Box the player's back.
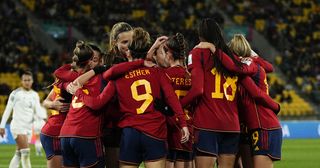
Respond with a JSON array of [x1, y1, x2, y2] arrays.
[[165, 66, 193, 151], [190, 48, 240, 132], [115, 66, 167, 139], [239, 65, 280, 130], [60, 75, 104, 138]]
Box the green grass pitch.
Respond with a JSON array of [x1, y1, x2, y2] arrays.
[[0, 139, 319, 168]]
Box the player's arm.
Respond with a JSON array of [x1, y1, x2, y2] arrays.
[[74, 81, 116, 110], [0, 91, 15, 137], [216, 49, 258, 75], [195, 42, 258, 75], [253, 56, 274, 73], [34, 93, 47, 120], [180, 49, 204, 107], [240, 76, 280, 113], [42, 89, 70, 113], [102, 59, 146, 80], [159, 70, 190, 143], [54, 64, 79, 81]]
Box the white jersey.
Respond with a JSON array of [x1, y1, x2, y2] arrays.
[[0, 88, 46, 131]]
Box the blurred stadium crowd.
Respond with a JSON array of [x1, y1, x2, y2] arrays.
[[0, 0, 319, 118]]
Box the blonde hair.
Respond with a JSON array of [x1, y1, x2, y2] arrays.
[[228, 34, 252, 57], [108, 22, 133, 51]]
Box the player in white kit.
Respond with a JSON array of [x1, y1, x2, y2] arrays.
[[0, 70, 47, 168]]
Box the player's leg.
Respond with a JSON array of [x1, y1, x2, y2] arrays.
[[253, 155, 273, 168], [119, 128, 143, 168], [60, 137, 80, 167], [174, 150, 193, 168], [47, 156, 63, 168], [141, 129, 167, 168], [195, 155, 216, 168], [217, 133, 239, 168], [73, 138, 105, 168], [239, 144, 253, 168], [144, 159, 166, 168], [250, 129, 282, 168], [34, 119, 45, 156], [194, 130, 218, 168], [40, 133, 62, 168], [119, 163, 139, 168], [233, 154, 243, 168], [218, 154, 236, 168], [165, 149, 175, 168], [9, 149, 21, 168], [235, 124, 252, 168], [104, 127, 122, 168], [15, 134, 31, 168]]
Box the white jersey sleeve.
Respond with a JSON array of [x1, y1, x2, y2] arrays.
[[34, 93, 47, 120], [0, 91, 16, 128]]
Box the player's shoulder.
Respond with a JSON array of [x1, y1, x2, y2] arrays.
[[11, 87, 23, 96], [28, 89, 40, 97]]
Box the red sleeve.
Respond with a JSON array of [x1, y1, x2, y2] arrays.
[[75, 81, 116, 110], [180, 49, 204, 107], [216, 49, 258, 75], [253, 57, 274, 73], [54, 64, 79, 81], [159, 69, 187, 128], [55, 81, 70, 91], [102, 59, 144, 80], [240, 76, 279, 111]]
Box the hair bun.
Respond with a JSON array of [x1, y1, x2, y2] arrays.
[[76, 40, 85, 48], [175, 33, 186, 58]]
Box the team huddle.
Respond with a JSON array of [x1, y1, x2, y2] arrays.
[[0, 18, 282, 168]]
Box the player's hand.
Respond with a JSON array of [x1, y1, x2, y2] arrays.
[[67, 81, 82, 95], [0, 128, 5, 137], [146, 36, 168, 61], [144, 60, 156, 67], [240, 57, 253, 65], [195, 42, 216, 53], [180, 126, 190, 143], [52, 97, 70, 113]]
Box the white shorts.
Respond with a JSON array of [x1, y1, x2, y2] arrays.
[[10, 127, 32, 143]]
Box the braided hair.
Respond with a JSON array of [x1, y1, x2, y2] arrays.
[[165, 33, 186, 61]]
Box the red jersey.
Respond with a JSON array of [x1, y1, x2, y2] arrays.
[[165, 66, 193, 151], [41, 66, 78, 137], [41, 85, 68, 136], [252, 56, 273, 73], [75, 66, 187, 140], [181, 48, 279, 132], [59, 75, 104, 138], [181, 48, 240, 132], [239, 65, 281, 130]]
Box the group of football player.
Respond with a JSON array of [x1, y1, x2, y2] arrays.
[[36, 18, 281, 168]]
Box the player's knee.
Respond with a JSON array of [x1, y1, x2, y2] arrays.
[[15, 150, 21, 157], [20, 148, 30, 157]]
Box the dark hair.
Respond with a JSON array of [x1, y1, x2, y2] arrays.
[[165, 33, 186, 60], [88, 43, 105, 61], [20, 70, 33, 78], [128, 27, 151, 59], [88, 43, 102, 54], [72, 40, 93, 68], [198, 18, 242, 77]]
